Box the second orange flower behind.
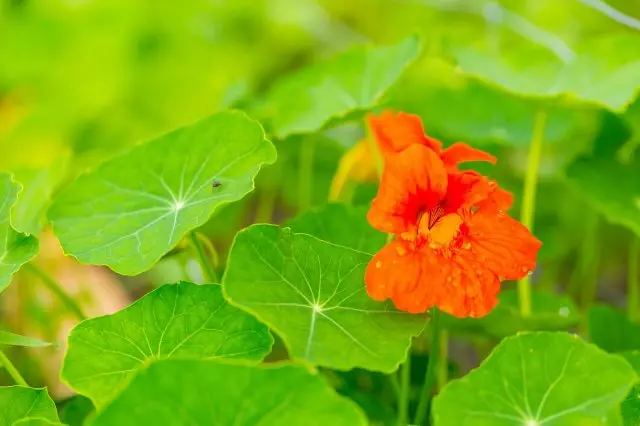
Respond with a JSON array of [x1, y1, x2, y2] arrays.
[[365, 112, 541, 318]]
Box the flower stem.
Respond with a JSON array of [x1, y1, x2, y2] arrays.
[[628, 237, 640, 322], [414, 308, 441, 425], [397, 353, 411, 426], [24, 263, 87, 321], [190, 232, 218, 283], [298, 137, 316, 212], [0, 350, 27, 386], [518, 111, 547, 317], [436, 329, 448, 390]]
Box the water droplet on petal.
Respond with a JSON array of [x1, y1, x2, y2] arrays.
[[375, 261, 382, 269], [396, 246, 407, 256]]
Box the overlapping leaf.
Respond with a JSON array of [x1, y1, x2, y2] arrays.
[[48, 111, 276, 275], [223, 224, 425, 372], [432, 331, 637, 425], [91, 360, 367, 426], [62, 282, 273, 407], [0, 173, 39, 292], [588, 305, 640, 353], [258, 35, 421, 138], [0, 387, 59, 426]]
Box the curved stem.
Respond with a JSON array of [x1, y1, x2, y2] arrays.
[[24, 263, 87, 321], [436, 329, 448, 390], [414, 308, 441, 425], [0, 350, 27, 386], [518, 111, 547, 317], [298, 137, 316, 212], [190, 232, 218, 283], [397, 354, 411, 426], [629, 237, 640, 322]]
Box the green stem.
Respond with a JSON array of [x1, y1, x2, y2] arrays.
[[24, 263, 87, 321], [436, 329, 448, 391], [190, 232, 218, 283], [397, 353, 411, 426], [299, 137, 316, 212], [0, 350, 27, 386], [256, 162, 281, 224], [414, 309, 441, 425], [388, 372, 401, 400], [518, 111, 547, 318], [628, 237, 640, 322]]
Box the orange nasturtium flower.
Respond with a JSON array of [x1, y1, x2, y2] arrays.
[[365, 114, 541, 318]]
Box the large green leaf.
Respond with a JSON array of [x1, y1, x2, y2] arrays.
[[0, 331, 51, 348], [91, 360, 367, 426], [12, 419, 66, 426], [0, 387, 59, 426], [223, 224, 425, 372], [443, 290, 580, 338], [287, 203, 385, 254], [566, 156, 640, 238], [0, 173, 39, 292], [620, 352, 640, 426], [48, 111, 276, 275], [432, 331, 637, 425], [258, 35, 421, 138], [62, 282, 272, 408], [588, 305, 640, 353]]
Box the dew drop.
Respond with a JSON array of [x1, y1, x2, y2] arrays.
[[462, 242, 472, 250], [558, 306, 570, 318], [375, 261, 382, 269], [396, 246, 407, 256]]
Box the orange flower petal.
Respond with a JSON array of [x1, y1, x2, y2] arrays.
[[464, 209, 542, 281], [440, 142, 497, 171], [368, 111, 442, 155], [367, 144, 447, 234]]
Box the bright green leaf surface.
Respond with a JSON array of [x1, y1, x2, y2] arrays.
[[12, 419, 66, 426], [259, 35, 421, 138], [0, 387, 59, 426], [223, 224, 425, 372], [287, 204, 385, 253], [620, 351, 640, 426], [432, 332, 637, 425], [0, 331, 51, 348], [48, 111, 276, 275], [11, 156, 69, 235], [91, 360, 368, 426], [566, 156, 640, 238], [443, 290, 580, 338], [62, 282, 273, 408], [0, 173, 39, 292], [588, 305, 640, 353]]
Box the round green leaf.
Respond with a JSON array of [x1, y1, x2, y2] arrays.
[[0, 387, 59, 426], [0, 331, 51, 348], [258, 35, 421, 138], [91, 360, 367, 426], [61, 282, 273, 408], [588, 305, 640, 353], [433, 331, 637, 425], [0, 173, 39, 292], [48, 111, 276, 275], [286, 203, 385, 254], [619, 352, 640, 426], [223, 224, 425, 373]]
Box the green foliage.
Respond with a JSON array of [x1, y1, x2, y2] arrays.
[[90, 360, 368, 426], [433, 332, 637, 425], [223, 224, 425, 372], [0, 173, 39, 292], [589, 305, 640, 353], [61, 282, 272, 407], [0, 331, 50, 348], [48, 111, 276, 275], [0, 387, 59, 426]]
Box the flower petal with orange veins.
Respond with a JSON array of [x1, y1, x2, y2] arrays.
[[464, 209, 542, 281], [368, 111, 442, 155], [368, 144, 447, 234], [440, 142, 496, 171]]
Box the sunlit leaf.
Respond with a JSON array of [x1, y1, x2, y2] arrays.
[[443, 290, 580, 338], [11, 156, 69, 235], [433, 331, 637, 425], [0, 387, 59, 426], [259, 35, 421, 138], [589, 305, 640, 353], [223, 224, 425, 372], [287, 204, 385, 254], [566, 156, 640, 238], [11, 419, 66, 426], [0, 331, 51, 348], [91, 360, 368, 426], [0, 173, 39, 292], [48, 111, 276, 275], [62, 281, 273, 408], [620, 351, 640, 426]]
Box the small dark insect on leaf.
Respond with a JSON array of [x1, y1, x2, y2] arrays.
[[212, 180, 222, 189]]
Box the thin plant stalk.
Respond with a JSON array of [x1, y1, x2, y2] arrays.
[[298, 137, 316, 212], [397, 354, 411, 426], [629, 237, 640, 322], [0, 350, 27, 386], [517, 111, 547, 317], [436, 329, 448, 390], [190, 232, 218, 283], [414, 308, 441, 425], [24, 263, 87, 321]]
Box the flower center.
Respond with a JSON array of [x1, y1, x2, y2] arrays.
[[417, 205, 463, 247]]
